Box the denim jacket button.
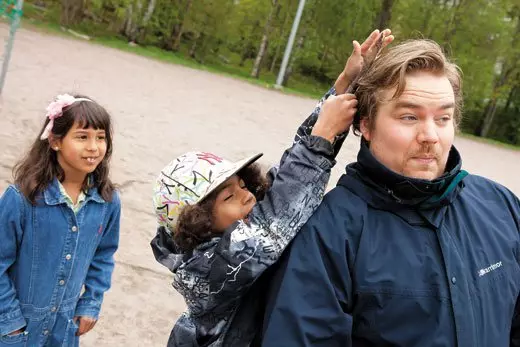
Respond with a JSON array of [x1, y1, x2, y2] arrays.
[[43, 330, 49, 336], [71, 226, 78, 232], [51, 306, 57, 312], [59, 280, 65, 286], [65, 254, 72, 260]]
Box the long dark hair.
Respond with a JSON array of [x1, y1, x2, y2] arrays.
[[174, 163, 269, 252], [13, 94, 116, 204]]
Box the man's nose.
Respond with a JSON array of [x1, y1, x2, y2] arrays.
[[417, 119, 440, 144]]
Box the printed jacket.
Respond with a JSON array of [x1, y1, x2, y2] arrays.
[[151, 87, 345, 346]]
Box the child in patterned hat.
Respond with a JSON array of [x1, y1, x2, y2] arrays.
[[151, 29, 394, 347]]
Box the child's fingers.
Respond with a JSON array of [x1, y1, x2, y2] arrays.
[[75, 316, 97, 336], [339, 95, 358, 110], [383, 35, 395, 48], [381, 28, 392, 37], [352, 40, 361, 57], [360, 29, 380, 54], [339, 93, 357, 101]]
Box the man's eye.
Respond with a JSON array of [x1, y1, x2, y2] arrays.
[[401, 115, 417, 121]]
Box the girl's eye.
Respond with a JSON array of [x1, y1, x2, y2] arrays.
[[224, 194, 233, 201], [77, 135, 87, 140], [97, 136, 106, 140]]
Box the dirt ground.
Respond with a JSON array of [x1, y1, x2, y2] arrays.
[[0, 26, 518, 346]]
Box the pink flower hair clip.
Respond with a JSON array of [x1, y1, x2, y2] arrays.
[[40, 94, 92, 140]]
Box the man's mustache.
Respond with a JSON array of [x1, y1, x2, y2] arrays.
[[410, 145, 440, 160]]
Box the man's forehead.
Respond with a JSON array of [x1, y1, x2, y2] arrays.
[[380, 72, 455, 105]]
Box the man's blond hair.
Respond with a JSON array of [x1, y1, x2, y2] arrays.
[[353, 39, 463, 134]]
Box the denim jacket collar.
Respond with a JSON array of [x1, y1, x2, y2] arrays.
[[43, 177, 105, 206]]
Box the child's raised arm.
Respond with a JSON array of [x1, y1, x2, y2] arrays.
[[172, 93, 356, 320]]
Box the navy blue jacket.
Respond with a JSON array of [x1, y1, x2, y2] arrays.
[[261, 140, 520, 347]]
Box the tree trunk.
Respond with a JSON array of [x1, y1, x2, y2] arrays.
[[251, 0, 279, 78], [479, 99, 499, 137], [503, 82, 518, 114], [172, 0, 193, 51], [141, 0, 156, 26], [60, 0, 85, 27], [479, 66, 511, 137], [124, 3, 133, 37], [374, 0, 394, 30], [479, 14, 519, 137], [189, 31, 201, 58], [270, 0, 293, 72], [442, 0, 465, 50], [125, 0, 143, 42], [132, 0, 157, 42]]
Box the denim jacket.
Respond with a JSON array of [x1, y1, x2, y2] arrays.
[[151, 87, 344, 346], [0, 178, 121, 347]]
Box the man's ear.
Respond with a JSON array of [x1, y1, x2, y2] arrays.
[[360, 117, 371, 142]]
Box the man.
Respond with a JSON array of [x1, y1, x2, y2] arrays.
[[260, 39, 520, 346]]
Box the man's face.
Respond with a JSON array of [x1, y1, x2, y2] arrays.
[[361, 71, 456, 181]]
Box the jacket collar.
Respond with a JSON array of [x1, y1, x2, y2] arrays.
[[339, 139, 467, 212], [43, 177, 105, 206]]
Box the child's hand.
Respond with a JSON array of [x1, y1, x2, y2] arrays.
[[74, 316, 97, 336], [6, 328, 25, 336], [334, 29, 394, 93], [311, 93, 357, 143]]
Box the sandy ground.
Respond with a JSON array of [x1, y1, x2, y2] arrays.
[[0, 26, 518, 346]]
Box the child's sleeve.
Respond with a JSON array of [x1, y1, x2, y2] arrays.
[[267, 86, 347, 183], [174, 130, 337, 319], [0, 186, 27, 335], [74, 193, 121, 320]]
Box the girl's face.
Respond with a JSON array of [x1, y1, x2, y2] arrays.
[[52, 121, 107, 182], [212, 174, 256, 232]]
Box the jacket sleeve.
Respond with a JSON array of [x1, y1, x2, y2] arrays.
[[261, 195, 355, 347], [75, 193, 121, 319], [267, 86, 346, 183], [0, 187, 27, 335], [174, 134, 337, 317]]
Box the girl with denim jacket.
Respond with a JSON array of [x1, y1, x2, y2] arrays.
[[0, 94, 121, 347], [151, 30, 394, 347]]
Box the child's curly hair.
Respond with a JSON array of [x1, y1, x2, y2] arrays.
[[174, 163, 269, 252]]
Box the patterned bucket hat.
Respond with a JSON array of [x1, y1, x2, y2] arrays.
[[153, 151, 263, 233]]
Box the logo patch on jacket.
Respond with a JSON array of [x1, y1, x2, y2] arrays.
[[478, 261, 502, 277]]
